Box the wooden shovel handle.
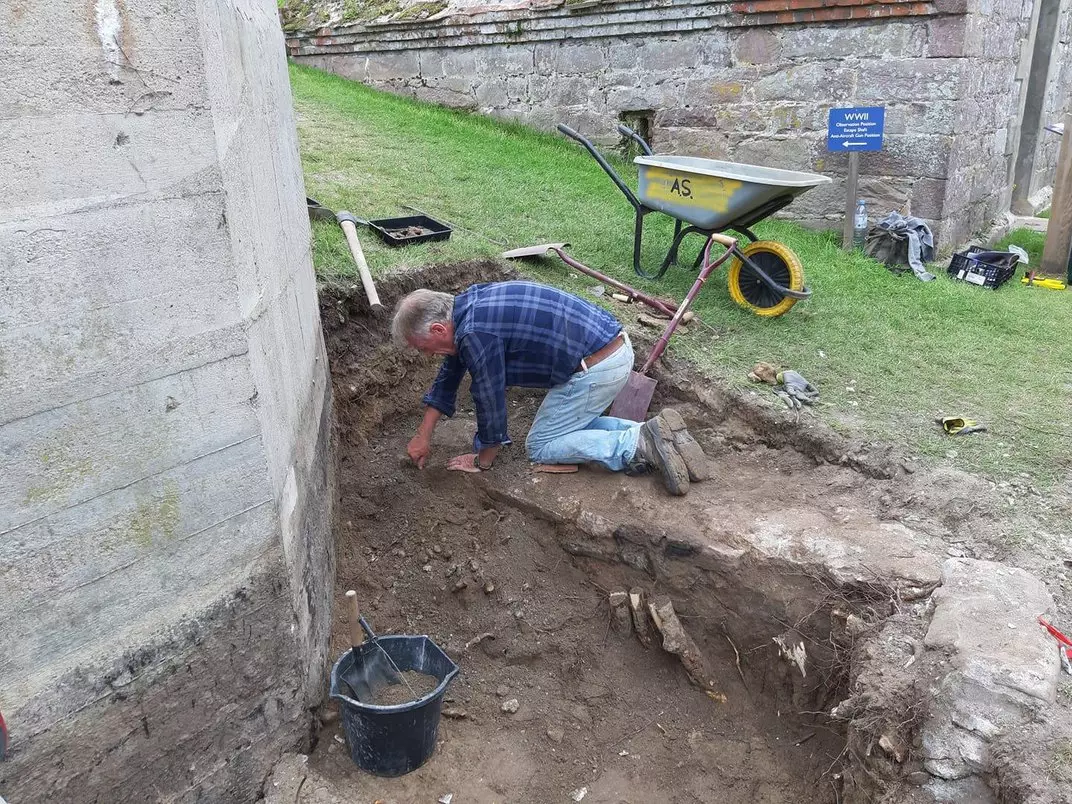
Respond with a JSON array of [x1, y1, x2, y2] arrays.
[[345, 590, 365, 649], [709, 232, 737, 248]]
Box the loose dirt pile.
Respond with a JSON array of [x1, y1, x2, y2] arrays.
[[365, 671, 441, 707]]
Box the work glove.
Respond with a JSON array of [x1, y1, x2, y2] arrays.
[[774, 370, 819, 410]]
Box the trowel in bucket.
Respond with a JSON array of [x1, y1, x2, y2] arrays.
[[343, 590, 416, 701], [504, 234, 738, 421]]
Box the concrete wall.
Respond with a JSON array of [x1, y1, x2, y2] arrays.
[[288, 0, 1071, 247], [0, 0, 335, 801]]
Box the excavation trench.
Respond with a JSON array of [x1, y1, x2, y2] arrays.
[[308, 261, 954, 803]]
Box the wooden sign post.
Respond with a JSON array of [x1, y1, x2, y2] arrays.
[[1040, 113, 1072, 283]]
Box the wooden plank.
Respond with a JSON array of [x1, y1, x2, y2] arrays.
[[843, 151, 860, 251], [1041, 112, 1072, 281]]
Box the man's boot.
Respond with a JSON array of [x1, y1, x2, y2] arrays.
[[660, 408, 710, 482], [630, 415, 690, 496]]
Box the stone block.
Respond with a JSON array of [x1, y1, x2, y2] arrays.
[[699, 31, 732, 68], [864, 134, 953, 179], [634, 38, 703, 73], [856, 58, 962, 103], [753, 63, 855, 104], [528, 75, 555, 104], [367, 51, 420, 82], [925, 16, 967, 58], [607, 41, 641, 70], [911, 177, 949, 218], [505, 76, 530, 103], [654, 107, 720, 128], [733, 28, 780, 65], [418, 48, 447, 78], [422, 85, 477, 110], [660, 126, 733, 159], [441, 47, 479, 77], [732, 134, 823, 172], [553, 43, 607, 75], [435, 73, 475, 95], [484, 44, 534, 76], [776, 22, 928, 60], [632, 76, 687, 109], [858, 175, 914, 213], [883, 101, 958, 136], [475, 78, 508, 108], [551, 75, 600, 108], [606, 86, 660, 113]]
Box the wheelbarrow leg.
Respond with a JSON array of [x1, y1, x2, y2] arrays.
[[632, 209, 645, 277]]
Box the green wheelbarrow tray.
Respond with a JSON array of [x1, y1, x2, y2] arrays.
[[557, 124, 830, 304]]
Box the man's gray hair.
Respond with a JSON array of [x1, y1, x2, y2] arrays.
[[391, 289, 455, 346]]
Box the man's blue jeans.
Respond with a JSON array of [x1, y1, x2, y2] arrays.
[[525, 335, 641, 471]]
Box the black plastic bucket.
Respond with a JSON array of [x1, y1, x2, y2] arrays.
[[330, 631, 459, 777]]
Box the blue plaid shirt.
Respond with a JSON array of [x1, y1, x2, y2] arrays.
[[422, 281, 622, 449]]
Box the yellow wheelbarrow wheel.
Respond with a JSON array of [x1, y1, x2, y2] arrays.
[[727, 241, 805, 318]]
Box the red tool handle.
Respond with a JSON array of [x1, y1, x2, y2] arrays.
[[552, 248, 679, 317], [1039, 616, 1072, 647], [640, 234, 738, 374]]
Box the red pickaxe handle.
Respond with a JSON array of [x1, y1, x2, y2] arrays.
[[1038, 617, 1072, 648]]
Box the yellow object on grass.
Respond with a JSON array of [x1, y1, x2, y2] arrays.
[[1021, 275, 1067, 290], [727, 241, 804, 318]]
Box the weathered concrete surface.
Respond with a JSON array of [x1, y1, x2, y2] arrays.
[[288, 0, 1072, 247], [0, 0, 334, 801]]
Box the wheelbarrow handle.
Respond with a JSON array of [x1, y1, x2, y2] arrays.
[[617, 124, 653, 156], [556, 123, 642, 211]]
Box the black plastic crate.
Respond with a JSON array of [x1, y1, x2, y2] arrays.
[[947, 246, 1019, 289]]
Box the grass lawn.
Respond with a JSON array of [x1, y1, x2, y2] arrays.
[[290, 63, 1072, 484]]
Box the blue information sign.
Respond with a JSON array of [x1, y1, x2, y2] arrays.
[[827, 107, 885, 152]]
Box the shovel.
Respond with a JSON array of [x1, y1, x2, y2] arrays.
[[609, 232, 737, 420], [343, 590, 416, 701], [307, 197, 383, 313], [503, 234, 737, 421]]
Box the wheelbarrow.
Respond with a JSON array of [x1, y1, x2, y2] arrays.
[[558, 123, 831, 317]]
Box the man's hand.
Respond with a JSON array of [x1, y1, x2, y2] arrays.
[[408, 407, 444, 468], [446, 453, 483, 473], [407, 433, 432, 468]]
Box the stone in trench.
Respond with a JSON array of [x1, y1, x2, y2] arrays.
[[609, 590, 633, 636], [648, 595, 723, 698], [546, 725, 565, 743], [629, 588, 653, 648], [501, 698, 520, 714]]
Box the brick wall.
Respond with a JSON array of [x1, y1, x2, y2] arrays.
[[288, 0, 1068, 246]]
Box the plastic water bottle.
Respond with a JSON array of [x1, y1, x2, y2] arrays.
[[853, 199, 868, 249]]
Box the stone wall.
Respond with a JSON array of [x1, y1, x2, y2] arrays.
[[0, 1, 335, 801], [288, 0, 1072, 247]]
